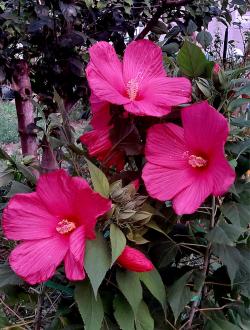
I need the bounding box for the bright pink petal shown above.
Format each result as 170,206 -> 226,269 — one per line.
142,163 -> 193,201
36,170 -> 73,217
182,101 -> 229,154
90,94 -> 111,129
86,42 -> 128,104
9,236 -> 68,284
123,40 -> 166,84
117,246 -> 154,272
145,123 -> 187,168
64,226 -> 85,281
124,99 -> 172,117
70,177 -> 111,239
172,177 -> 213,215
3,192 -> 58,240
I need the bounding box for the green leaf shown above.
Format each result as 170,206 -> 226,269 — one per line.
0,264 -> 24,288
113,295 -> 135,330
0,168 -> 14,187
116,270 -> 142,315
221,202 -> 250,228
206,226 -> 235,246
5,181 -> 32,197
16,162 -> 36,184
84,233 -> 111,297
205,317 -> 241,330
135,301 -> 154,330
139,269 -> 166,311
196,31 -> 213,49
212,244 -> 242,283
75,280 -> 104,330
228,98 -> 250,112
86,158 -> 109,197
159,240 -> 178,268
177,41 -> 208,77
110,224 -> 126,265
167,270 -> 193,321
231,117 -> 250,128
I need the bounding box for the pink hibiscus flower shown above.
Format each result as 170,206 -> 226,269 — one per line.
117,246 -> 154,272
86,39 -> 192,117
80,94 -> 125,170
2,169 -> 111,284
142,101 -> 235,215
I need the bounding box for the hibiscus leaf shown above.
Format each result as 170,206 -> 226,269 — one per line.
167,270 -> 193,321
75,280 -> 104,330
86,158 -> 109,197
221,202 -> 250,228
135,301 -> 154,330
110,224 -> 126,266
177,40 -> 208,78
113,294 -> 135,330
116,270 -> 142,315
84,233 -> 111,298
139,269 -> 166,312
0,264 -> 24,288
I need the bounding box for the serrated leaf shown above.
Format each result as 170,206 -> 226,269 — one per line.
212,244 -> 242,283
0,264 -> 24,287
75,280 -> 104,330
86,158 -> 109,197
110,224 -> 126,265
116,270 -> 142,315
135,301 -> 154,330
221,202 -> 250,228
139,269 -> 166,311
84,233 -> 111,297
177,41 -> 208,77
113,295 -> 135,330
167,270 -> 193,321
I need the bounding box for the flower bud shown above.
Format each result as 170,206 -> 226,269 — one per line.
117,246 -> 154,272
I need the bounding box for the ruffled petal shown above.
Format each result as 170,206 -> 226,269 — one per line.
36,170 -> 74,217
86,42 -> 128,104
182,101 -> 229,155
9,236 -> 68,285
145,123 -> 187,168
142,163 -> 193,201
123,40 -> 166,84
172,177 -> 213,215
70,177 -> 111,239
117,246 -> 154,272
3,192 -> 58,240
64,226 -> 85,281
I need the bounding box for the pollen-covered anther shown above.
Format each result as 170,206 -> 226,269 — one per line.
127,79 -> 139,101
188,154 -> 207,168
56,219 -> 76,234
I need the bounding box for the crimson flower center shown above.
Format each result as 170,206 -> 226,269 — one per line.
127,79 -> 139,100
56,219 -> 76,234
188,154 -> 207,168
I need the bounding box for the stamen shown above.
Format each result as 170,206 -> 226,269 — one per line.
188,154 -> 207,168
56,219 -> 76,234
127,79 -> 139,101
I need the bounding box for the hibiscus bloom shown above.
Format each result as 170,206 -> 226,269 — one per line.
2,169 -> 111,284
86,39 -> 192,117
142,101 -> 235,215
117,246 -> 154,272
80,94 -> 125,170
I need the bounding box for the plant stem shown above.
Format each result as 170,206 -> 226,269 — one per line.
186,197 -> 216,329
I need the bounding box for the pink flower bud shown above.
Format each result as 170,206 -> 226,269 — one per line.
213,63 -> 220,74
117,246 -> 154,272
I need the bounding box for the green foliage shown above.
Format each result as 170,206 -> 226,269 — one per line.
113,294 -> 135,330
0,102 -> 18,144
86,158 -> 110,197
110,223 -> 126,265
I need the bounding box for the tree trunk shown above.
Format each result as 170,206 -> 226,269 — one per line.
12,60 -> 37,157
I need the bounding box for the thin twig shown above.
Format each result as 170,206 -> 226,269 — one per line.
34,284 -> 45,330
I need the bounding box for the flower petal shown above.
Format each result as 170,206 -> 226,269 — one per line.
182,101 -> 229,154
142,163 -> 193,201
90,94 -> 111,129
9,236 -> 68,285
70,177 -> 112,239
64,226 -> 85,281
3,192 -> 58,240
117,246 -> 154,272
124,99 -> 172,117
145,123 -> 187,168
123,40 -> 166,84
86,42 -> 128,104
172,177 -> 212,215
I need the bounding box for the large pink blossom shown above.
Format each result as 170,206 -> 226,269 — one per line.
3,170 -> 111,284
80,94 -> 125,170
86,40 -> 192,117
142,101 -> 235,215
